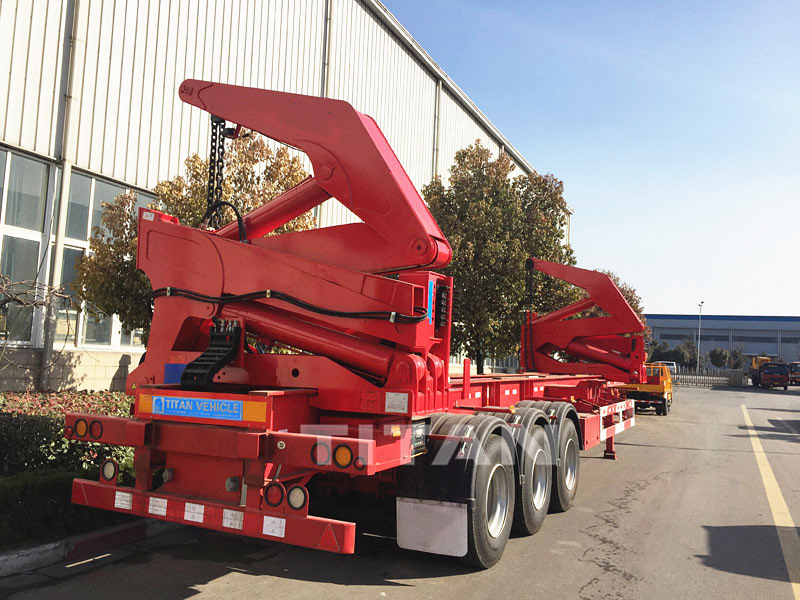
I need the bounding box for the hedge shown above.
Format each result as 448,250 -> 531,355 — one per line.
0,467 -> 137,550
0,391 -> 137,550
0,391 -> 133,476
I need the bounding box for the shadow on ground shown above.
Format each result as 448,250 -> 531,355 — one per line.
144,529 -> 473,590
729,419 -> 800,443
14,528 -> 477,599
697,525 -> 796,583
708,385 -> 800,397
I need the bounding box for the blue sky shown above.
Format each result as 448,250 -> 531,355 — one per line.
382,0 -> 800,316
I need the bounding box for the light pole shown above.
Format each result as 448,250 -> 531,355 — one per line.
697,301 -> 704,370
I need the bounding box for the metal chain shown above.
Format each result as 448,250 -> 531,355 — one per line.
206,116 -> 226,229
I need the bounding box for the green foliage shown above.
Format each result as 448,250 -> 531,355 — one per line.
75,135 -> 313,339
0,391 -> 132,476
151,135 -> 312,231
0,467 -> 136,550
729,347 -> 745,369
75,189 -> 152,337
650,339 -> 697,367
708,347 -> 730,368
0,391 -> 137,549
424,141 -> 576,373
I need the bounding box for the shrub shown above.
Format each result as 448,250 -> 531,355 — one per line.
0,391 -> 138,550
0,467 -> 136,550
0,392 -> 133,476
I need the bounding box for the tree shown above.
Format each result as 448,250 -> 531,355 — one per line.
424,141 -> 576,373
729,347 -> 745,369
514,171 -> 581,317
673,339 -> 698,367
75,135 -> 312,340
708,347 -> 730,368
152,135 -> 313,232
75,190 -> 152,336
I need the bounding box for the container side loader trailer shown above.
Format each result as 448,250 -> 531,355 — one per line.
64,81 -> 646,568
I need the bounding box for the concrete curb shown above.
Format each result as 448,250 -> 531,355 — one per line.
0,519 -> 181,579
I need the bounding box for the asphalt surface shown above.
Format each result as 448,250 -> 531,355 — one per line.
5,385 -> 800,599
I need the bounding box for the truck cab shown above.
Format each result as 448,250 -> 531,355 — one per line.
618,363 -> 673,416
789,362 -> 800,386
758,362 -> 789,390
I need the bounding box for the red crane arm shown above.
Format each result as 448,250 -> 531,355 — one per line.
521,259 -> 647,383
178,79 -> 451,273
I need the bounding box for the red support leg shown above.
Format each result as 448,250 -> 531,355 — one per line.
604,436 -> 617,460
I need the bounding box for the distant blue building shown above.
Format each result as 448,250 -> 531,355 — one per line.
645,314 -> 800,363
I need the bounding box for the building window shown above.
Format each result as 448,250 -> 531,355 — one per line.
51,245 -> 83,343
0,151 -> 152,350
66,172 -> 91,240
659,333 -> 695,341
63,170 -> 153,348
92,180 -> 124,235
733,335 -> 778,343
121,329 -> 145,346
82,311 -> 112,345
0,152 -> 6,208
4,154 -> 47,232
0,236 -> 40,341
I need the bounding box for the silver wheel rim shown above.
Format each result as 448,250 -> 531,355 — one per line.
531,448 -> 548,510
485,463 -> 510,538
564,438 -> 578,491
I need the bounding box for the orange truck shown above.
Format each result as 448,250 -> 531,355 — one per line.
618,363 -> 673,416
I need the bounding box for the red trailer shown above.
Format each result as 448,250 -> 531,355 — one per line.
64,81 -> 644,568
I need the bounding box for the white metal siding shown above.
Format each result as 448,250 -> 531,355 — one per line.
2,0 -> 522,200
0,0 -> 68,158
437,89 -> 500,182
60,0 -> 324,190
327,0 -> 437,192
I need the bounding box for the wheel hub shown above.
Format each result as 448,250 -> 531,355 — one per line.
486,463 -> 510,538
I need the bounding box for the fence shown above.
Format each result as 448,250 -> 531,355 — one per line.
673,366 -> 748,388
449,352 -> 520,374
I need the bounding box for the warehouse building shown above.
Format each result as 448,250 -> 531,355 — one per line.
0,0 -> 554,390
646,314 -> 800,363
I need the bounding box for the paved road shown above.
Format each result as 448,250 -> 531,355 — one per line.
6,386 -> 800,599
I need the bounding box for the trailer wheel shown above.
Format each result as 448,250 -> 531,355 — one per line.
513,423 -> 552,535
466,434 -> 515,569
549,418 -> 580,513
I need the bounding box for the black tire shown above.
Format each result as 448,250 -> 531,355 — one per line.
784,385 -> 789,391
513,424 -> 552,536
549,418 -> 580,513
661,398 -> 669,416
465,434 -> 515,569
654,404 -> 663,416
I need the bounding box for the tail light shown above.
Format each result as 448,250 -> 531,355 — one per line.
287,486 -> 308,510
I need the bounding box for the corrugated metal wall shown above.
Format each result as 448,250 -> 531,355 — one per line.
1,0 -> 526,205
327,0 -> 436,190
0,0 -> 69,158
63,0 -> 326,190
437,88 -> 500,181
